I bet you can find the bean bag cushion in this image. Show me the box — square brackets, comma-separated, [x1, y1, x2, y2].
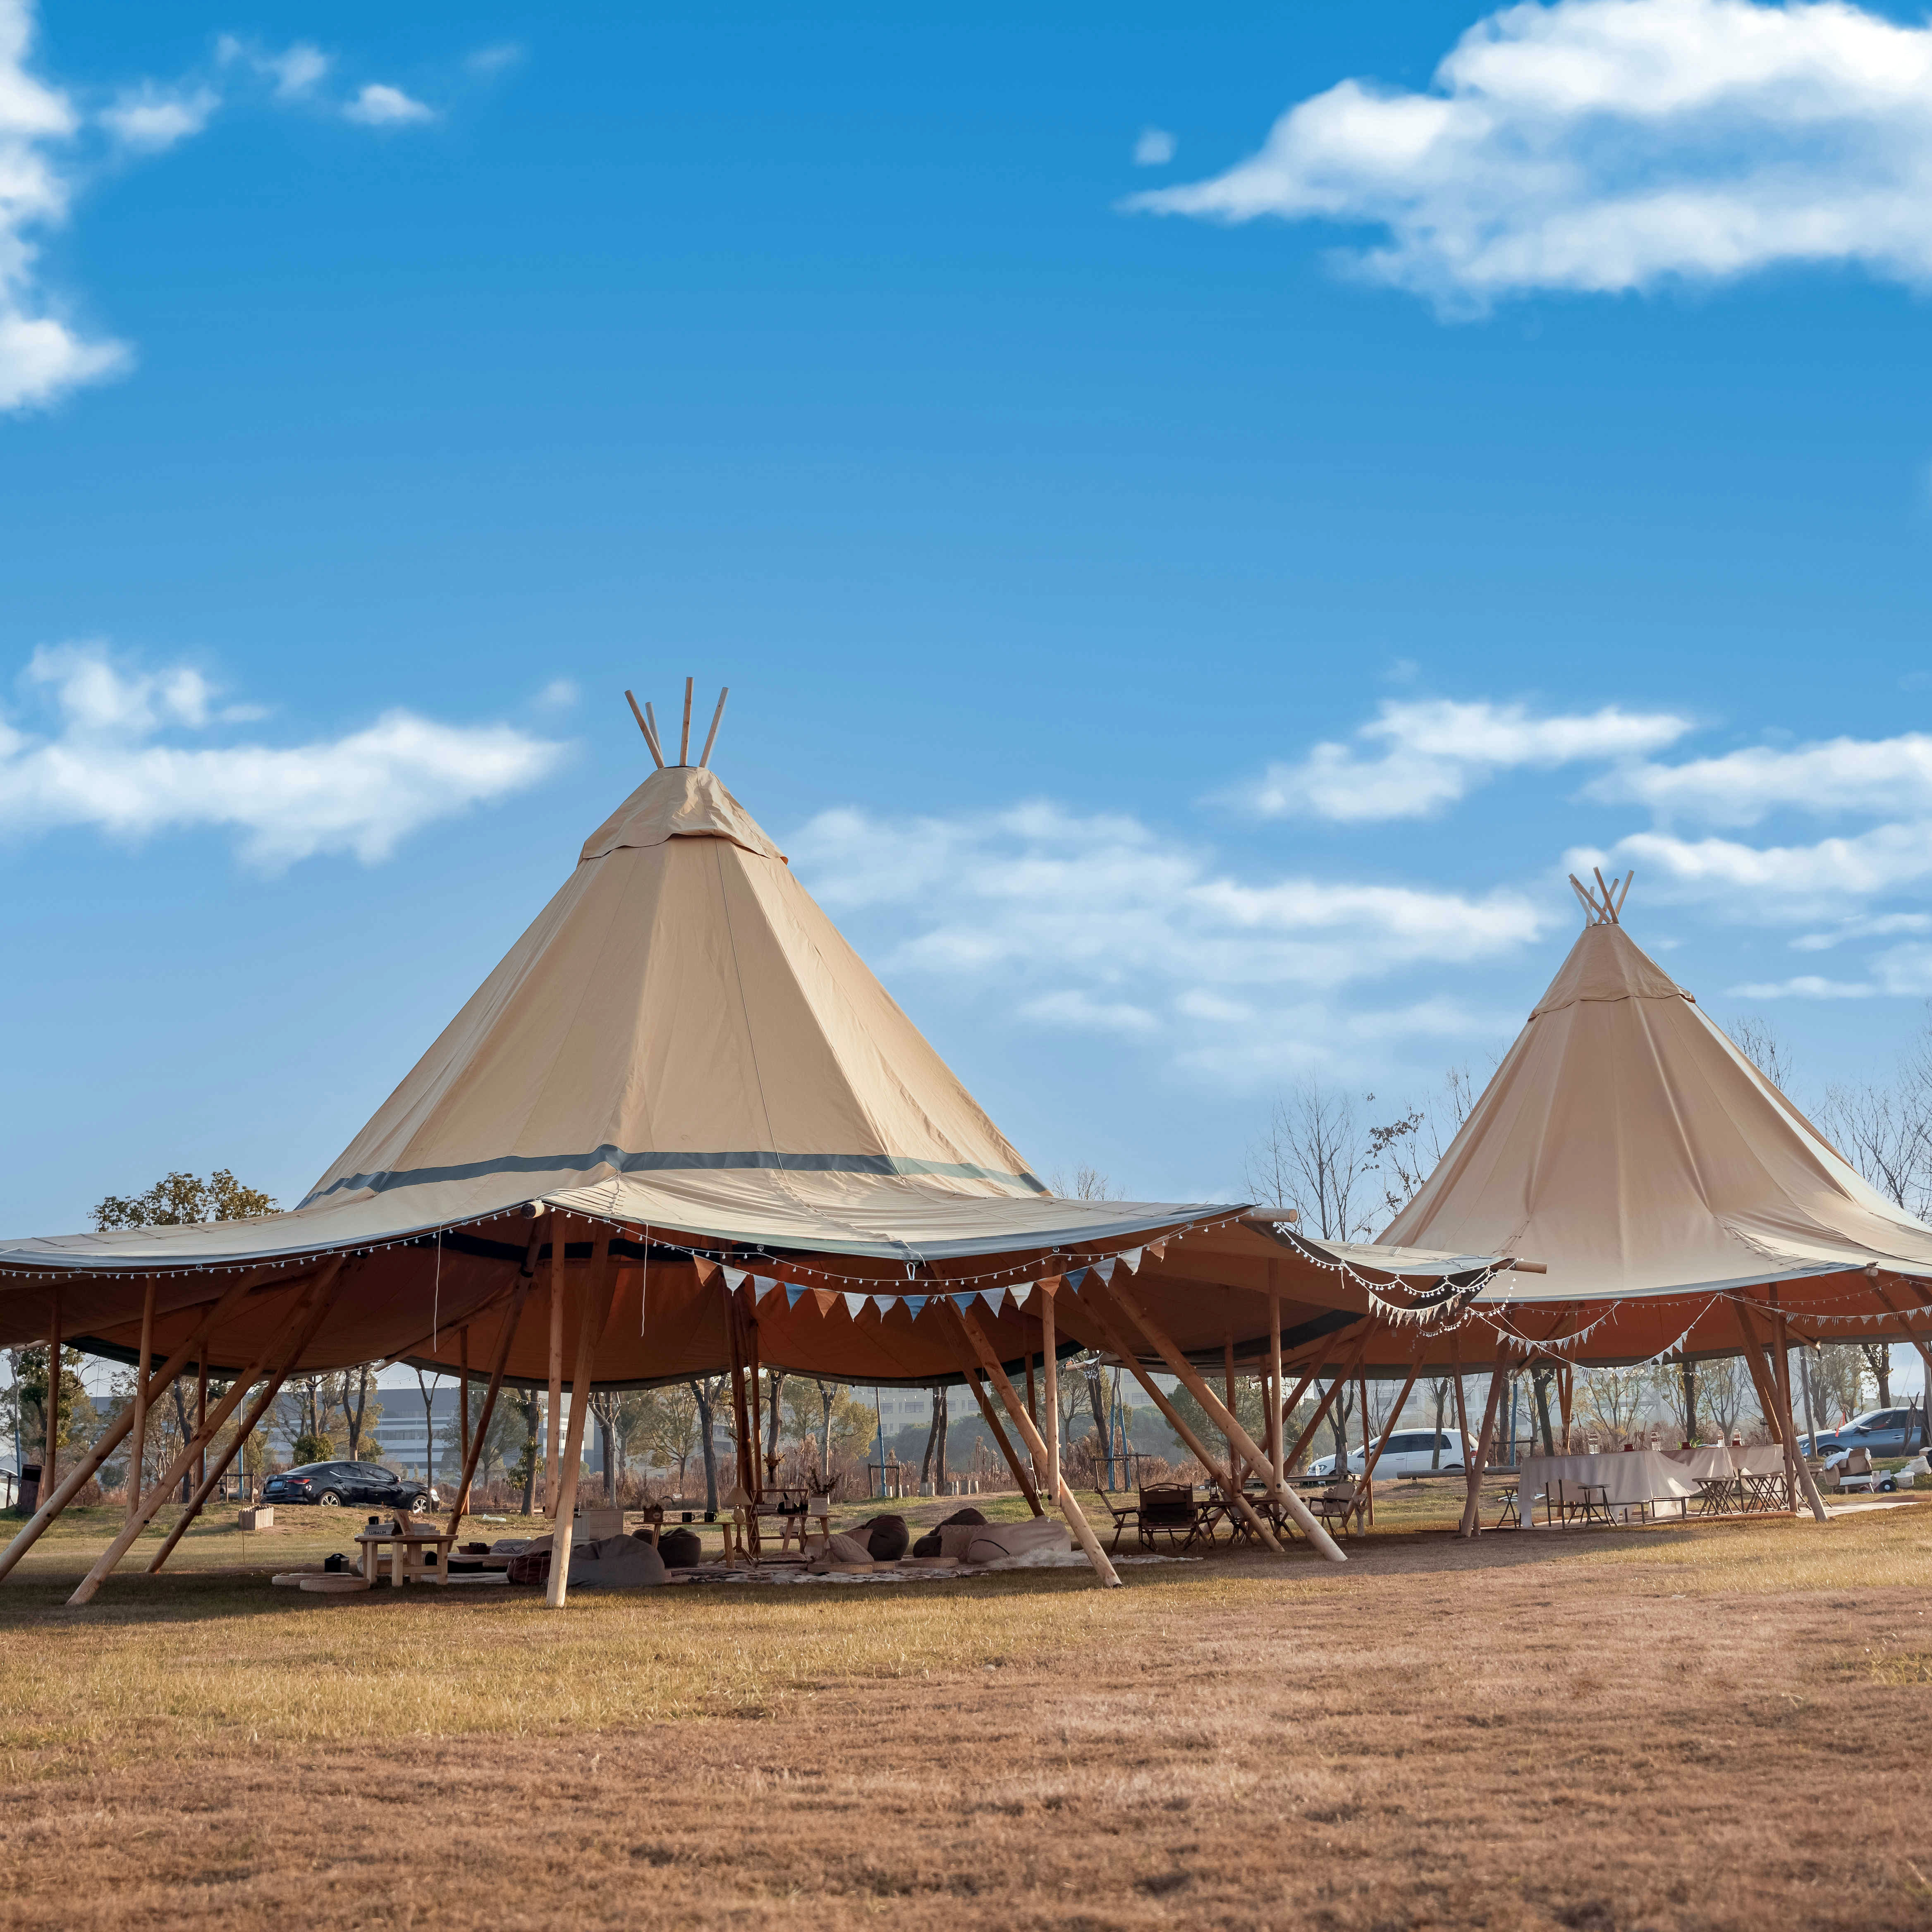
[658, 1527, 703, 1569]
[938, 1507, 988, 1527]
[937, 1523, 984, 1559]
[965, 1516, 1071, 1564]
[827, 1531, 874, 1564]
[569, 1534, 667, 1590]
[856, 1514, 909, 1561]
[506, 1543, 552, 1586]
[911, 1530, 942, 1557]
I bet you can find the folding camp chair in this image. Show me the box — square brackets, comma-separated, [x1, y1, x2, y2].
[1136, 1483, 1207, 1553]
[1307, 1480, 1364, 1537]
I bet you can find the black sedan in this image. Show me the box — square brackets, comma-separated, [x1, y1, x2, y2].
[262, 1461, 435, 1512]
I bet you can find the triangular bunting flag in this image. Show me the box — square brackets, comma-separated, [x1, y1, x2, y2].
[981, 1286, 1006, 1315]
[1117, 1247, 1143, 1273]
[1065, 1267, 1088, 1291]
[904, 1295, 928, 1319]
[1092, 1258, 1115, 1284]
[692, 1256, 720, 1286]
[786, 1284, 806, 1308]
[722, 1265, 748, 1293]
[812, 1287, 839, 1317]
[843, 1292, 867, 1319]
[1036, 1275, 1062, 1298]
[873, 1295, 894, 1316]
[1010, 1282, 1032, 1306]
[752, 1275, 779, 1303]
[1147, 1239, 1167, 1261]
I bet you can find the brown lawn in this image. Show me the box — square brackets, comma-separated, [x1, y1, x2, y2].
[5, 1486, 1932, 1930]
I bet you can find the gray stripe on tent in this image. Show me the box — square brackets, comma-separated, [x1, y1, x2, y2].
[298, 1146, 1051, 1208]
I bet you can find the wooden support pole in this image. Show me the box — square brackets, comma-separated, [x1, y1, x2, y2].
[958, 1361, 1043, 1515]
[70, 1264, 345, 1605]
[458, 1325, 471, 1498]
[1078, 1286, 1295, 1557]
[1772, 1309, 1828, 1523]
[1457, 1349, 1511, 1537]
[1734, 1305, 1786, 1448]
[1360, 1359, 1425, 1493]
[147, 1272, 346, 1572]
[547, 1235, 613, 1607]
[1267, 1282, 1284, 1495]
[679, 676, 693, 764]
[446, 1279, 534, 1537]
[546, 1217, 567, 1514]
[127, 1277, 155, 1522]
[1041, 1288, 1061, 1498]
[1283, 1329, 1374, 1473]
[952, 1303, 1120, 1588]
[0, 1274, 261, 1585]
[45, 1289, 60, 1492]
[194, 1357, 208, 1502]
[698, 686, 729, 768]
[1101, 1277, 1347, 1563]
[625, 689, 666, 768]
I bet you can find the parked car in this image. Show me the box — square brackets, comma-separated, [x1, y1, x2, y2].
[1801, 1408, 1925, 1461]
[1308, 1428, 1474, 1479]
[262, 1461, 435, 1511]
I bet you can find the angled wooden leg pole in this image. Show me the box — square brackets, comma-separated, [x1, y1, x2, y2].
[127, 1277, 155, 1522]
[952, 1303, 1119, 1586]
[1098, 1278, 1345, 1561]
[546, 1215, 568, 1516]
[1078, 1285, 1292, 1557]
[547, 1234, 614, 1607]
[1267, 1279, 1284, 1495]
[0, 1274, 263, 1585]
[447, 1235, 543, 1537]
[1458, 1349, 1511, 1538]
[70, 1263, 346, 1605]
[959, 1361, 1043, 1515]
[45, 1289, 61, 1494]
[1283, 1328, 1373, 1475]
[148, 1271, 347, 1572]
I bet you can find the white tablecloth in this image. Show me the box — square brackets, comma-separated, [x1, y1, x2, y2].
[1660, 1445, 1734, 1480]
[1515, 1451, 1701, 1527]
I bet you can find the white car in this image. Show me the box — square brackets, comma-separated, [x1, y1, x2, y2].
[1308, 1427, 1475, 1479]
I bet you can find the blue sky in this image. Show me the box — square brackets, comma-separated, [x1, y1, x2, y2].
[10, 0, 1932, 1270]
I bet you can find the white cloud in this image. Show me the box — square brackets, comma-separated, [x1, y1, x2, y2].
[215, 37, 330, 99]
[787, 798, 1545, 1078]
[0, 643, 564, 868]
[100, 83, 218, 154]
[0, 0, 129, 410]
[1133, 127, 1176, 166]
[1731, 944, 1932, 999]
[1125, 0, 1932, 308]
[344, 83, 434, 128]
[535, 678, 579, 712]
[1238, 697, 1691, 822]
[1589, 732, 1932, 827]
[1791, 912, 1932, 951]
[466, 43, 523, 77]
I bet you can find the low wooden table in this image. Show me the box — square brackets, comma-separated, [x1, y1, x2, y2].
[355, 1528, 459, 1587]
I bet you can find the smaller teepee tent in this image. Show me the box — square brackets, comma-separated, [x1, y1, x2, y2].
[1380, 874, 1932, 1370]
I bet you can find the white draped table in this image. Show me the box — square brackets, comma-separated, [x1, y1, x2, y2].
[1514, 1450, 1702, 1528]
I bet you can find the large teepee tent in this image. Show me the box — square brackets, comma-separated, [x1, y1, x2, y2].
[1, 686, 1499, 1600]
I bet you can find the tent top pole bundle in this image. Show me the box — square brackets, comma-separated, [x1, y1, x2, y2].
[624, 679, 729, 769]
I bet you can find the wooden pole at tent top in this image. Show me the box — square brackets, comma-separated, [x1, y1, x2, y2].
[679, 678, 693, 764]
[547, 1234, 614, 1607]
[624, 690, 666, 769]
[546, 1218, 567, 1515]
[952, 1301, 1120, 1587]
[699, 687, 729, 768]
[643, 701, 667, 767]
[127, 1277, 155, 1523]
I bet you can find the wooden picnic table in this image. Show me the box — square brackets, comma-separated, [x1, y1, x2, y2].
[354, 1527, 459, 1587]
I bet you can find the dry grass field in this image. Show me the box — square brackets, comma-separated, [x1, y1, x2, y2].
[5, 1484, 1932, 1930]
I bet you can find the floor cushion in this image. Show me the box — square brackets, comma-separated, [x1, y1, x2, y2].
[858, 1514, 909, 1561]
[658, 1526, 703, 1568]
[965, 1516, 1071, 1563]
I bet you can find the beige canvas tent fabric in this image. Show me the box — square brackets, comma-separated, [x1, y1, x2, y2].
[1377, 905, 1932, 1363]
[1, 753, 1503, 1381]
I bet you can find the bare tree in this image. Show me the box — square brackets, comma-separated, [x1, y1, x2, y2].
[1726, 1014, 1801, 1101]
[1368, 1066, 1478, 1224]
[1699, 1356, 1748, 1441]
[1048, 1165, 1118, 1201]
[1244, 1083, 1377, 1240]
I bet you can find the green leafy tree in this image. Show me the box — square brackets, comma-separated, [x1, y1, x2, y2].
[291, 1431, 335, 1465]
[92, 1169, 276, 1230]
